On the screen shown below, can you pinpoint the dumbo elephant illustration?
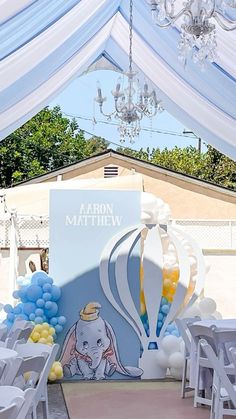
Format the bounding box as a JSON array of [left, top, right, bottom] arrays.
[[60, 302, 143, 380]]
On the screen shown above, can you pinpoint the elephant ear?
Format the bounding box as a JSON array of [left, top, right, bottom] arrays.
[[59, 323, 77, 366], [105, 321, 143, 377]]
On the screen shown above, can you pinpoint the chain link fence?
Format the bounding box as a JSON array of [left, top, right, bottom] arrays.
[[0, 217, 235, 250]]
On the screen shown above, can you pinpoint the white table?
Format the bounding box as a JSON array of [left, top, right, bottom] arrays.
[[189, 319, 236, 389]]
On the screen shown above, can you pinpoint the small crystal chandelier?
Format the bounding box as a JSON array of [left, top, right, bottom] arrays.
[[95, 0, 163, 144], [149, 0, 236, 68]]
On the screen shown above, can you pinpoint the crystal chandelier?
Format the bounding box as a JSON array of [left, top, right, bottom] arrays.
[[95, 0, 163, 144], [149, 0, 236, 68]]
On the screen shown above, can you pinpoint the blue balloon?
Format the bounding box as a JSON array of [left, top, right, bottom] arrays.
[[31, 271, 48, 284], [161, 304, 170, 315], [12, 290, 19, 299], [44, 302, 58, 318], [54, 324, 63, 334], [166, 324, 176, 332], [26, 285, 43, 302], [35, 316, 43, 324], [161, 297, 168, 306], [50, 317, 58, 326], [43, 284, 52, 293], [4, 304, 13, 313], [7, 313, 15, 322], [158, 312, 164, 321], [164, 331, 170, 337], [13, 305, 22, 315], [42, 315, 47, 322], [58, 316, 66, 326], [46, 277, 53, 285], [43, 292, 52, 302], [36, 298, 45, 308], [45, 301, 53, 310], [50, 285, 61, 302], [29, 313, 36, 321], [157, 321, 163, 329], [23, 302, 36, 316], [35, 308, 44, 317], [171, 330, 180, 337]]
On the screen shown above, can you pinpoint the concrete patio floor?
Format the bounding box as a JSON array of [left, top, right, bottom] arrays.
[[42, 381, 233, 419]]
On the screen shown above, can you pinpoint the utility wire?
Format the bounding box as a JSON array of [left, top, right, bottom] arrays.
[[62, 112, 196, 139]]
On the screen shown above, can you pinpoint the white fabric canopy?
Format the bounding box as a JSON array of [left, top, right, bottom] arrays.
[[0, 0, 236, 159]]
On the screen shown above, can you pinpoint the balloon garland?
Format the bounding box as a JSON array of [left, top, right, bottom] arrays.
[[3, 270, 66, 382]]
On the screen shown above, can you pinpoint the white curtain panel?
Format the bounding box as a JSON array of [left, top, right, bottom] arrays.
[[0, 0, 236, 159]]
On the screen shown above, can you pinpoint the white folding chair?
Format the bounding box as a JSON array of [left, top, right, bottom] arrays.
[[0, 325, 7, 342], [0, 403, 19, 419], [0, 386, 35, 419], [200, 339, 236, 419], [0, 325, 34, 349], [188, 323, 217, 407], [175, 316, 201, 398], [14, 342, 59, 419]]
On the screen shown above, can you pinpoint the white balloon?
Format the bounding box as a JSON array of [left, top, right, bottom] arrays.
[[182, 304, 201, 318], [141, 211, 152, 224], [212, 311, 223, 320], [161, 335, 181, 355], [169, 352, 185, 369], [156, 349, 169, 369], [141, 193, 158, 212], [179, 339, 186, 355], [170, 367, 183, 380], [199, 298, 217, 315]]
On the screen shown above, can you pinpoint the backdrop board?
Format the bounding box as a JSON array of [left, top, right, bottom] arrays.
[[49, 189, 142, 380]]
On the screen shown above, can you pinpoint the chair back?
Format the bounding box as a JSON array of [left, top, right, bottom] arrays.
[[0, 325, 7, 342], [16, 388, 35, 419], [214, 329, 236, 366], [188, 323, 218, 355], [6, 356, 47, 388], [14, 342, 59, 406], [6, 326, 34, 349], [33, 344, 59, 406], [200, 339, 236, 408], [175, 316, 201, 356], [0, 404, 19, 419]]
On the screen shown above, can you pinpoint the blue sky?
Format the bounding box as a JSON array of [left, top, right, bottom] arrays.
[[50, 70, 204, 152]]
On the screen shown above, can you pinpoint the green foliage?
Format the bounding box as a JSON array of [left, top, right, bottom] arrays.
[[0, 106, 108, 187], [0, 106, 234, 190], [119, 145, 236, 190]]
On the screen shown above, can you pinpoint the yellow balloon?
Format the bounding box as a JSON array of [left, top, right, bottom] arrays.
[[53, 361, 61, 368], [47, 336, 54, 345], [49, 327, 55, 336], [42, 322, 50, 330], [38, 338, 47, 344], [41, 330, 49, 339], [49, 372, 57, 381], [32, 332, 40, 342], [34, 324, 43, 333], [54, 365, 63, 376], [163, 279, 172, 290]]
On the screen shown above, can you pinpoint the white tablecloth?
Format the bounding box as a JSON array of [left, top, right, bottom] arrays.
[[189, 319, 236, 389]]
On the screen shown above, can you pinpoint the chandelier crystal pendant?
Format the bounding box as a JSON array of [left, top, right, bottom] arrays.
[[95, 0, 163, 144], [149, 0, 236, 68]]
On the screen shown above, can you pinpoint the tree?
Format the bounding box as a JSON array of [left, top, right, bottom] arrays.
[[119, 145, 236, 190], [0, 106, 109, 187]]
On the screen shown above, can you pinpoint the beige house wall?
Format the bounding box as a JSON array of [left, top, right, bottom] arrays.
[[33, 155, 236, 220]]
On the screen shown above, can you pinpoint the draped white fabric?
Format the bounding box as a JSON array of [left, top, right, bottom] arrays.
[[0, 0, 236, 159]]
